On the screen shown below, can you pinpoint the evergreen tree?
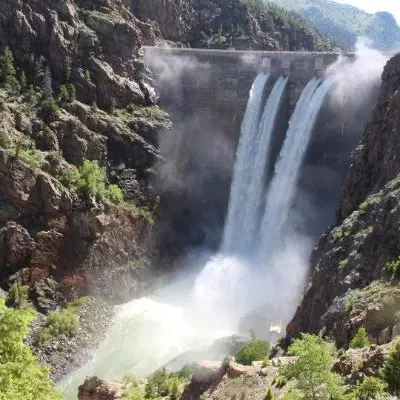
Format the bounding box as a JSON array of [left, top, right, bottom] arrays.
[[19, 71, 27, 91], [67, 83, 76, 102], [349, 327, 369, 349], [383, 339, 400, 393], [0, 47, 20, 92]]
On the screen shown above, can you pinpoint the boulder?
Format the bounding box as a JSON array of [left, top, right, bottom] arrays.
[[78, 377, 123, 400]]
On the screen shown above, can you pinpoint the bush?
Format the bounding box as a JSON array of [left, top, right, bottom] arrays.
[[6, 281, 29, 308], [0, 299, 62, 399], [235, 340, 270, 365], [106, 184, 124, 204], [350, 327, 369, 349], [352, 377, 387, 400], [40, 98, 59, 123], [18, 148, 45, 169], [62, 160, 124, 204], [280, 334, 346, 400], [143, 368, 189, 399], [35, 298, 87, 346], [265, 388, 274, 400], [383, 339, 400, 392], [386, 257, 400, 274]]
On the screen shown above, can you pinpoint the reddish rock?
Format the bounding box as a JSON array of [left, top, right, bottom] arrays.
[[78, 377, 123, 400]]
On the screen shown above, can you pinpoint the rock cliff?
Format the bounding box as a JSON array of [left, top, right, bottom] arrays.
[[0, 0, 170, 306], [129, 0, 338, 51], [287, 53, 400, 347]]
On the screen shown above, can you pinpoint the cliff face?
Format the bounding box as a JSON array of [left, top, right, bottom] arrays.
[[0, 0, 170, 307], [129, 0, 338, 51], [287, 53, 400, 347]]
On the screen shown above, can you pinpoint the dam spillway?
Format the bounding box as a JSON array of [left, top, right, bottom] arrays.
[[145, 47, 379, 253]]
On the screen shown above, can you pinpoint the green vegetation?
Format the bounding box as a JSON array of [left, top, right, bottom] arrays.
[[349, 327, 369, 349], [355, 226, 373, 239], [62, 160, 124, 204], [0, 299, 62, 400], [35, 297, 87, 346], [332, 228, 343, 240], [235, 340, 270, 366], [122, 367, 191, 400], [359, 194, 382, 213], [264, 388, 274, 400], [383, 339, 400, 392], [352, 377, 387, 400], [6, 280, 29, 309], [280, 334, 346, 400], [386, 257, 400, 274], [0, 47, 20, 93]]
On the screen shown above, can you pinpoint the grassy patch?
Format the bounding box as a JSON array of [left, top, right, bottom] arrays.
[[35, 297, 88, 346], [359, 193, 382, 213], [355, 226, 374, 239]]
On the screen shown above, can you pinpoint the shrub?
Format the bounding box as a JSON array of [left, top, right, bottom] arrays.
[[58, 84, 69, 104], [352, 377, 387, 400], [143, 368, 189, 399], [35, 298, 87, 346], [0, 47, 20, 93], [265, 388, 274, 400], [383, 339, 400, 392], [106, 184, 124, 204], [67, 83, 76, 102], [84, 69, 91, 84], [18, 148, 45, 169], [235, 340, 270, 365], [0, 299, 62, 399], [6, 281, 29, 308], [40, 98, 59, 123], [280, 334, 346, 400], [62, 160, 124, 204], [350, 327, 369, 349], [386, 257, 400, 274]]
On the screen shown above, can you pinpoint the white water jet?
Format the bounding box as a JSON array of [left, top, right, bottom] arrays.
[[258, 77, 335, 258], [222, 73, 269, 254], [239, 76, 289, 254]]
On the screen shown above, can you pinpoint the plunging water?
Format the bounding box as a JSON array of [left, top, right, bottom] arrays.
[[258, 77, 335, 257], [222, 73, 269, 254], [61, 74, 334, 399]]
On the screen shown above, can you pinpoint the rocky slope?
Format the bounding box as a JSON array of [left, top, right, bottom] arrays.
[[0, 0, 171, 308], [287, 53, 400, 347], [271, 0, 400, 51], [129, 0, 338, 51]]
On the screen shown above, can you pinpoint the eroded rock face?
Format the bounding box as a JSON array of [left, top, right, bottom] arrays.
[[129, 0, 337, 51], [287, 53, 400, 347], [0, 0, 156, 109]]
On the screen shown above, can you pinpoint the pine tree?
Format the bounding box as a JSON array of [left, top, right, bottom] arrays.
[[19, 71, 27, 91], [58, 84, 69, 104], [0, 47, 20, 92], [350, 326, 369, 349], [67, 83, 76, 102]]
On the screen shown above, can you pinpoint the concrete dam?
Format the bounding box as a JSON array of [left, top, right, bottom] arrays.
[[145, 47, 379, 253]]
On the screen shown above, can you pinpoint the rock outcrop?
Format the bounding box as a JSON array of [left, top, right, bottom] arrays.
[[0, 0, 170, 306], [287, 53, 400, 347], [78, 377, 123, 400], [129, 0, 338, 51]]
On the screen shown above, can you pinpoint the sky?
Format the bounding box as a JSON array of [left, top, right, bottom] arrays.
[[335, 0, 400, 25]]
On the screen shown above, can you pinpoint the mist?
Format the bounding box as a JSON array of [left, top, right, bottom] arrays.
[[62, 44, 391, 398]]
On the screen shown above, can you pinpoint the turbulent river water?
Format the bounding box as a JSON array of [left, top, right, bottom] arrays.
[[60, 268, 235, 400]]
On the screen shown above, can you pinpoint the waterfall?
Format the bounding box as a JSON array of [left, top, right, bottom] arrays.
[[238, 76, 289, 254], [222, 73, 269, 254], [258, 77, 335, 257]]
